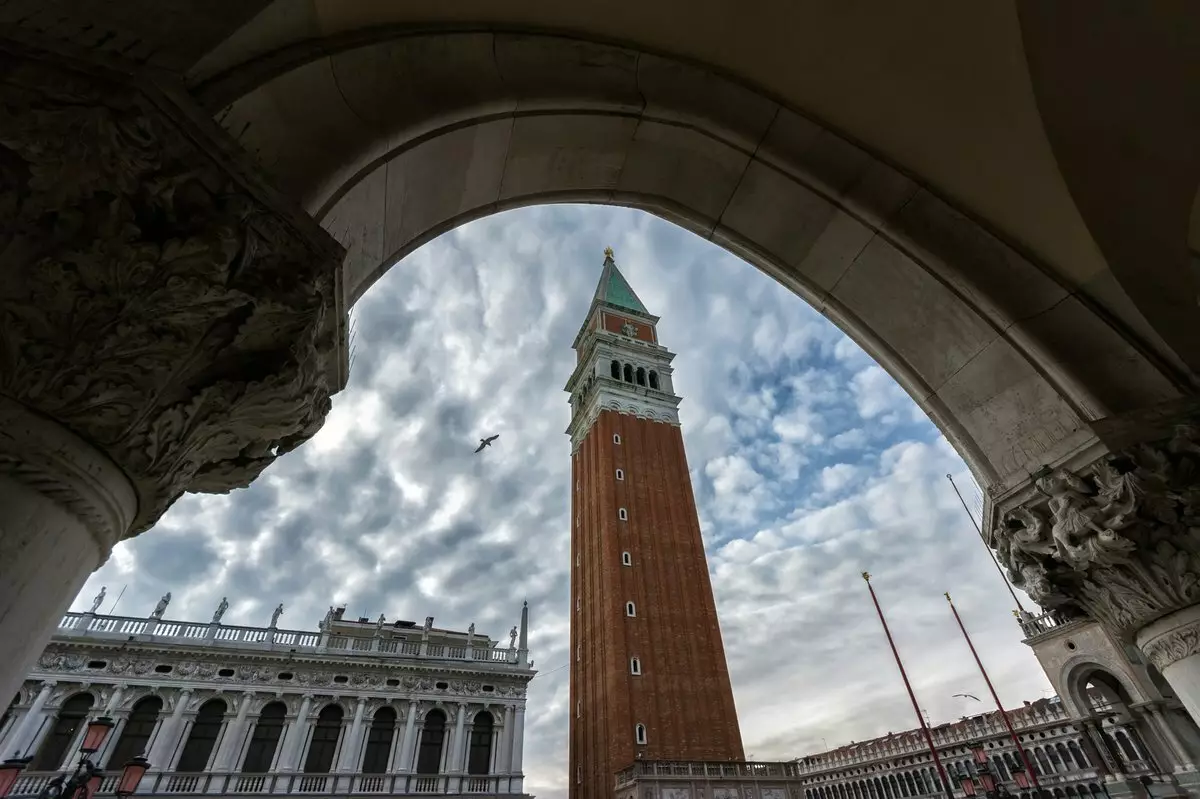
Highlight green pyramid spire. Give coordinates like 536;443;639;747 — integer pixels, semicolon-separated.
593;248;648;315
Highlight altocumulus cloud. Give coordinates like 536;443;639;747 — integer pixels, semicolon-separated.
74;206;1053;798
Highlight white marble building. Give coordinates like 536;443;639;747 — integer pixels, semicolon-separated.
0;596;535;798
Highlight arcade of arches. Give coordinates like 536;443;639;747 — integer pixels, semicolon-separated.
2;0;1200;753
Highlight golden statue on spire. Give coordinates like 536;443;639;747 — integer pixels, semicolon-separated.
603;246;614;259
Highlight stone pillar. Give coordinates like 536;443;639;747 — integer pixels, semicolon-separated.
7;682;54;757
94;686;128;769
0;40;347;706
498;706;514;775
211;692;254;773
1143;703;1195;771
147;689;192;772
396;702;417;773
337;698;367;773
990;419;1200;722
277;694;313;772
509;706;525;778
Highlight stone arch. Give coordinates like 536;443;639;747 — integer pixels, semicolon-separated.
1060;659;1150;719
200;28;1188;494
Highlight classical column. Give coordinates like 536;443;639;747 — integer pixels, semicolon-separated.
147;689;192;772
212;692;254;773
990;420;1200;722
1141;704;1194;771
450;704;468;773
95;686;130;769
396;702;417;773
0;41;347;705
277;695;314;772
509;706;525;776
7;682;54;757
498;706;514;775
337;698;367;773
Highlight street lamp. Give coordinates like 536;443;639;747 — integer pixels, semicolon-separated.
0;717;151;799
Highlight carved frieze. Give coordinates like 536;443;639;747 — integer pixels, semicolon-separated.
992;423;1200;635
0;45;346;535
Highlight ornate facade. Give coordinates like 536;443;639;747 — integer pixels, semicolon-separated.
0;600;535;798
566;250;744;799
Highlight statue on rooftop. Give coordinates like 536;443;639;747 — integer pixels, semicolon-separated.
212;597;229;624
375;613;385;634
509;626;518;649
89;587;106;613
423;616;433;636
151;592;171;619
270;603;284;628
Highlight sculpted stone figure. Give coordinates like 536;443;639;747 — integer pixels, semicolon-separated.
212;597;229;624
151;593;171;619
270;603;284;628
89;587;106;614
509;626;518;649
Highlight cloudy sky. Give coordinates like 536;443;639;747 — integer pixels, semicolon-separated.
73;205;1053;797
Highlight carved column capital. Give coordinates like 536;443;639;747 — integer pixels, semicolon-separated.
0;43;347;536
990;420;1200;636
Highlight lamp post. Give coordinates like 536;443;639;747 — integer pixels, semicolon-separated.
959;743;1013;799
0;717;150;799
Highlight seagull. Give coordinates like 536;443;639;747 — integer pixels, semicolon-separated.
953;693;981;702
474;434;500;454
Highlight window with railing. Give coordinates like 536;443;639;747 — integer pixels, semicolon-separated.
416;710;446;774
467;711;494;775
242;702;286;773
304;705;344;773
33;693;94;771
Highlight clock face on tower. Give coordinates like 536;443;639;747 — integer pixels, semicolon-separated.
621;321;638;337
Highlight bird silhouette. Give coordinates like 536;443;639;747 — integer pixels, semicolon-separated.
953;693;981;702
474;434;500;453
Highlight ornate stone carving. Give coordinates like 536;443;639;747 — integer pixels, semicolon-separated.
993;423;1200;634
0;46;346;535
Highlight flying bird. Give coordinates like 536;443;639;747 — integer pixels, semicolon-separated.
953;693;981;702
474;434;500;454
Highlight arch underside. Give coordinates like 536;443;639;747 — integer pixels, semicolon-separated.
209;29;1190;494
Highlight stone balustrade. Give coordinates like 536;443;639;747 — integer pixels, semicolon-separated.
55;613;518;666
8;769;520;797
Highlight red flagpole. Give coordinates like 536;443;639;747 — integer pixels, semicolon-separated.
945;592;1043;793
863;573;954;799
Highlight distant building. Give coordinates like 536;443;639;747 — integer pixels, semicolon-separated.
0;596;535;798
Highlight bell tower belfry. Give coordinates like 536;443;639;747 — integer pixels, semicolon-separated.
565;249;744;799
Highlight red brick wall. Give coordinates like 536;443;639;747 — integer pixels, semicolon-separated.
569;411;743;799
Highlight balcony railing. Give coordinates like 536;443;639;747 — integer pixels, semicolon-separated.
52;613;521;667
616;761;806;788
9;771;521;797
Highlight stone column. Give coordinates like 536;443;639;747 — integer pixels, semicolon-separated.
990;420;1200;723
498;706;514;775
147;689;192;772
211;692;254;773
7;682;54;757
336;698;367;773
277;694;313;772
1142;703;1195;772
509;706;525;777
95;685;129;769
0;41;347;706
396;702;417;773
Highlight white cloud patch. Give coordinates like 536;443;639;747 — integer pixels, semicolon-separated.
73;206;1048;799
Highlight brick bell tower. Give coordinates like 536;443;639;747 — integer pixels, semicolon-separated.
565;248;744;799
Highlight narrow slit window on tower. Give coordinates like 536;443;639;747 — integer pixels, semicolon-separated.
626;602;637;617
635;367;646;386
576;643;581;661
576;700;581;718
623;363;633;383
622;551;632;567
613;434;621;445
618;507;627;521
635;724;647;745
649;371;660;390
576;597;580;612
615;468;624;480
610;360;621;379
630;657;642;675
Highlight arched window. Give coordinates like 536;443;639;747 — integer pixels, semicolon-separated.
1114;730;1138;761
361;707;396;774
992;755;1009;781
615;468;624;480
635;367;646;386
1068;740;1089;769
467;711;494;775
416;709;446;774
622;551;632;566
635;724;647;745
242;702;286;773
610;360;620;379
33;694;94;770
626;602;636;617
630;658;642;675
176;699;226;772
649;371;659;390
303;704;344;773
623;364;633;383
618;508;627;521
613;434;621;445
